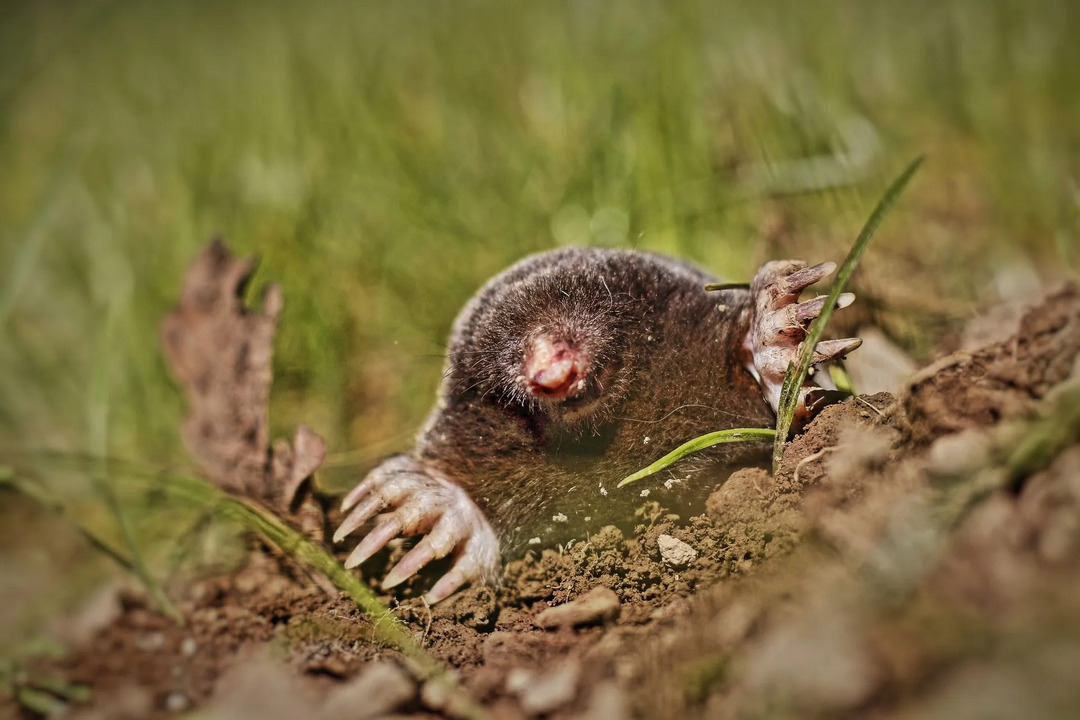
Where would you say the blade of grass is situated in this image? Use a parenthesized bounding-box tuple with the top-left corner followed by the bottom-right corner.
(617, 428, 776, 488)
(150, 472, 432, 662)
(704, 282, 751, 292)
(151, 472, 485, 717)
(772, 155, 925, 472)
(14, 687, 69, 716)
(0, 470, 137, 574)
(26, 676, 92, 704)
(828, 364, 857, 396)
(87, 295, 184, 624)
(0, 144, 82, 328)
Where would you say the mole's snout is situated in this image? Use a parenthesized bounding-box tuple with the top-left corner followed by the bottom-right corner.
(523, 336, 587, 400)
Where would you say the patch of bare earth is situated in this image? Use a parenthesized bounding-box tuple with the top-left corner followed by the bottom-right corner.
(10, 244, 1079, 720)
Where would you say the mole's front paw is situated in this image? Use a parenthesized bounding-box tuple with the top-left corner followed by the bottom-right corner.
(745, 259, 861, 418)
(333, 455, 500, 604)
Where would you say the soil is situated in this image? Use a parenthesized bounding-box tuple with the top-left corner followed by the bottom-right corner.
(6, 277, 1080, 720)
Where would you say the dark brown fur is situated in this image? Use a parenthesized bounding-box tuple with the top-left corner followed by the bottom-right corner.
(413, 247, 775, 555)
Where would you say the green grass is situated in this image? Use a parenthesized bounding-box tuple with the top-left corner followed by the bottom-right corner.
(1, 0, 1078, 650)
(618, 428, 777, 488)
(771, 154, 924, 471)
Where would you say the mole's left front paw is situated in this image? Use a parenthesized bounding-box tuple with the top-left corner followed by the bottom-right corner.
(333, 455, 500, 604)
(745, 260, 861, 418)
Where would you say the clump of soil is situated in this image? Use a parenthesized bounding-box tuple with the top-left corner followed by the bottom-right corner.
(7, 253, 1079, 719)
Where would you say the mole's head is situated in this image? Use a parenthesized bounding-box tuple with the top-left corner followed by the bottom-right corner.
(449, 261, 641, 429)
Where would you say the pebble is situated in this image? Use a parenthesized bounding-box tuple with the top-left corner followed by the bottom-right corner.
(507, 659, 581, 716)
(322, 661, 416, 720)
(535, 587, 621, 629)
(135, 631, 165, 651)
(420, 675, 475, 719)
(657, 534, 698, 567)
(928, 429, 993, 477)
(180, 637, 198, 657)
(581, 680, 630, 720)
(164, 691, 190, 713)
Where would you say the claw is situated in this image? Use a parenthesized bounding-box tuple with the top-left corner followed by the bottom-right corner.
(424, 563, 473, 605)
(341, 475, 377, 512)
(782, 261, 835, 294)
(383, 540, 437, 589)
(811, 337, 863, 364)
(334, 494, 387, 543)
(791, 295, 829, 324)
(344, 517, 403, 569)
(338, 457, 501, 602)
(791, 292, 855, 325)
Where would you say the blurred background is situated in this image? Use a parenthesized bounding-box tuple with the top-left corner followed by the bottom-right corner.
(1, 0, 1078, 654)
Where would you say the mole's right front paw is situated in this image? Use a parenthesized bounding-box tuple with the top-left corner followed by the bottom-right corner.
(745, 259, 862, 417)
(333, 455, 500, 604)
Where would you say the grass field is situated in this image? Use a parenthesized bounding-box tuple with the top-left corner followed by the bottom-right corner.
(1, 0, 1078, 654)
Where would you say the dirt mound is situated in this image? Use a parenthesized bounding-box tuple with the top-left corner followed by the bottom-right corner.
(10, 281, 1079, 720)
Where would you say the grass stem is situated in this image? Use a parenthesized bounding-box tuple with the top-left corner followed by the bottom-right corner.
(771, 155, 925, 472)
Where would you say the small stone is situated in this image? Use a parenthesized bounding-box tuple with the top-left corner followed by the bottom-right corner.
(581, 680, 630, 720)
(233, 571, 260, 595)
(53, 583, 123, 648)
(535, 587, 620, 629)
(508, 659, 581, 716)
(649, 597, 691, 622)
(928, 429, 993, 477)
(179, 637, 197, 657)
(657, 534, 697, 567)
(420, 675, 474, 719)
(322, 661, 416, 720)
(1038, 510, 1080, 563)
(135, 631, 165, 651)
(164, 691, 190, 713)
(420, 677, 451, 709)
(305, 654, 349, 678)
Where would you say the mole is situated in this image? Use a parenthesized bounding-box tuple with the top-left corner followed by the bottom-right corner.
(334, 247, 860, 603)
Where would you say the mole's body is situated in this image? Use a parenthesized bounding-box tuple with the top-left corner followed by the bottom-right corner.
(335, 248, 859, 602)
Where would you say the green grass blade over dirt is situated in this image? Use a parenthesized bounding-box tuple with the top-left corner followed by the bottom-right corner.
(0, 470, 137, 575)
(617, 428, 776, 488)
(86, 296, 183, 624)
(772, 154, 925, 471)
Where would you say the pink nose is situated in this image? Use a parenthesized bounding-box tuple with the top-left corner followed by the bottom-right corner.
(524, 337, 582, 398)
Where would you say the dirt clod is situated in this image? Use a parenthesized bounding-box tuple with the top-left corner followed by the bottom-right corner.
(656, 534, 698, 567)
(535, 587, 621, 630)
